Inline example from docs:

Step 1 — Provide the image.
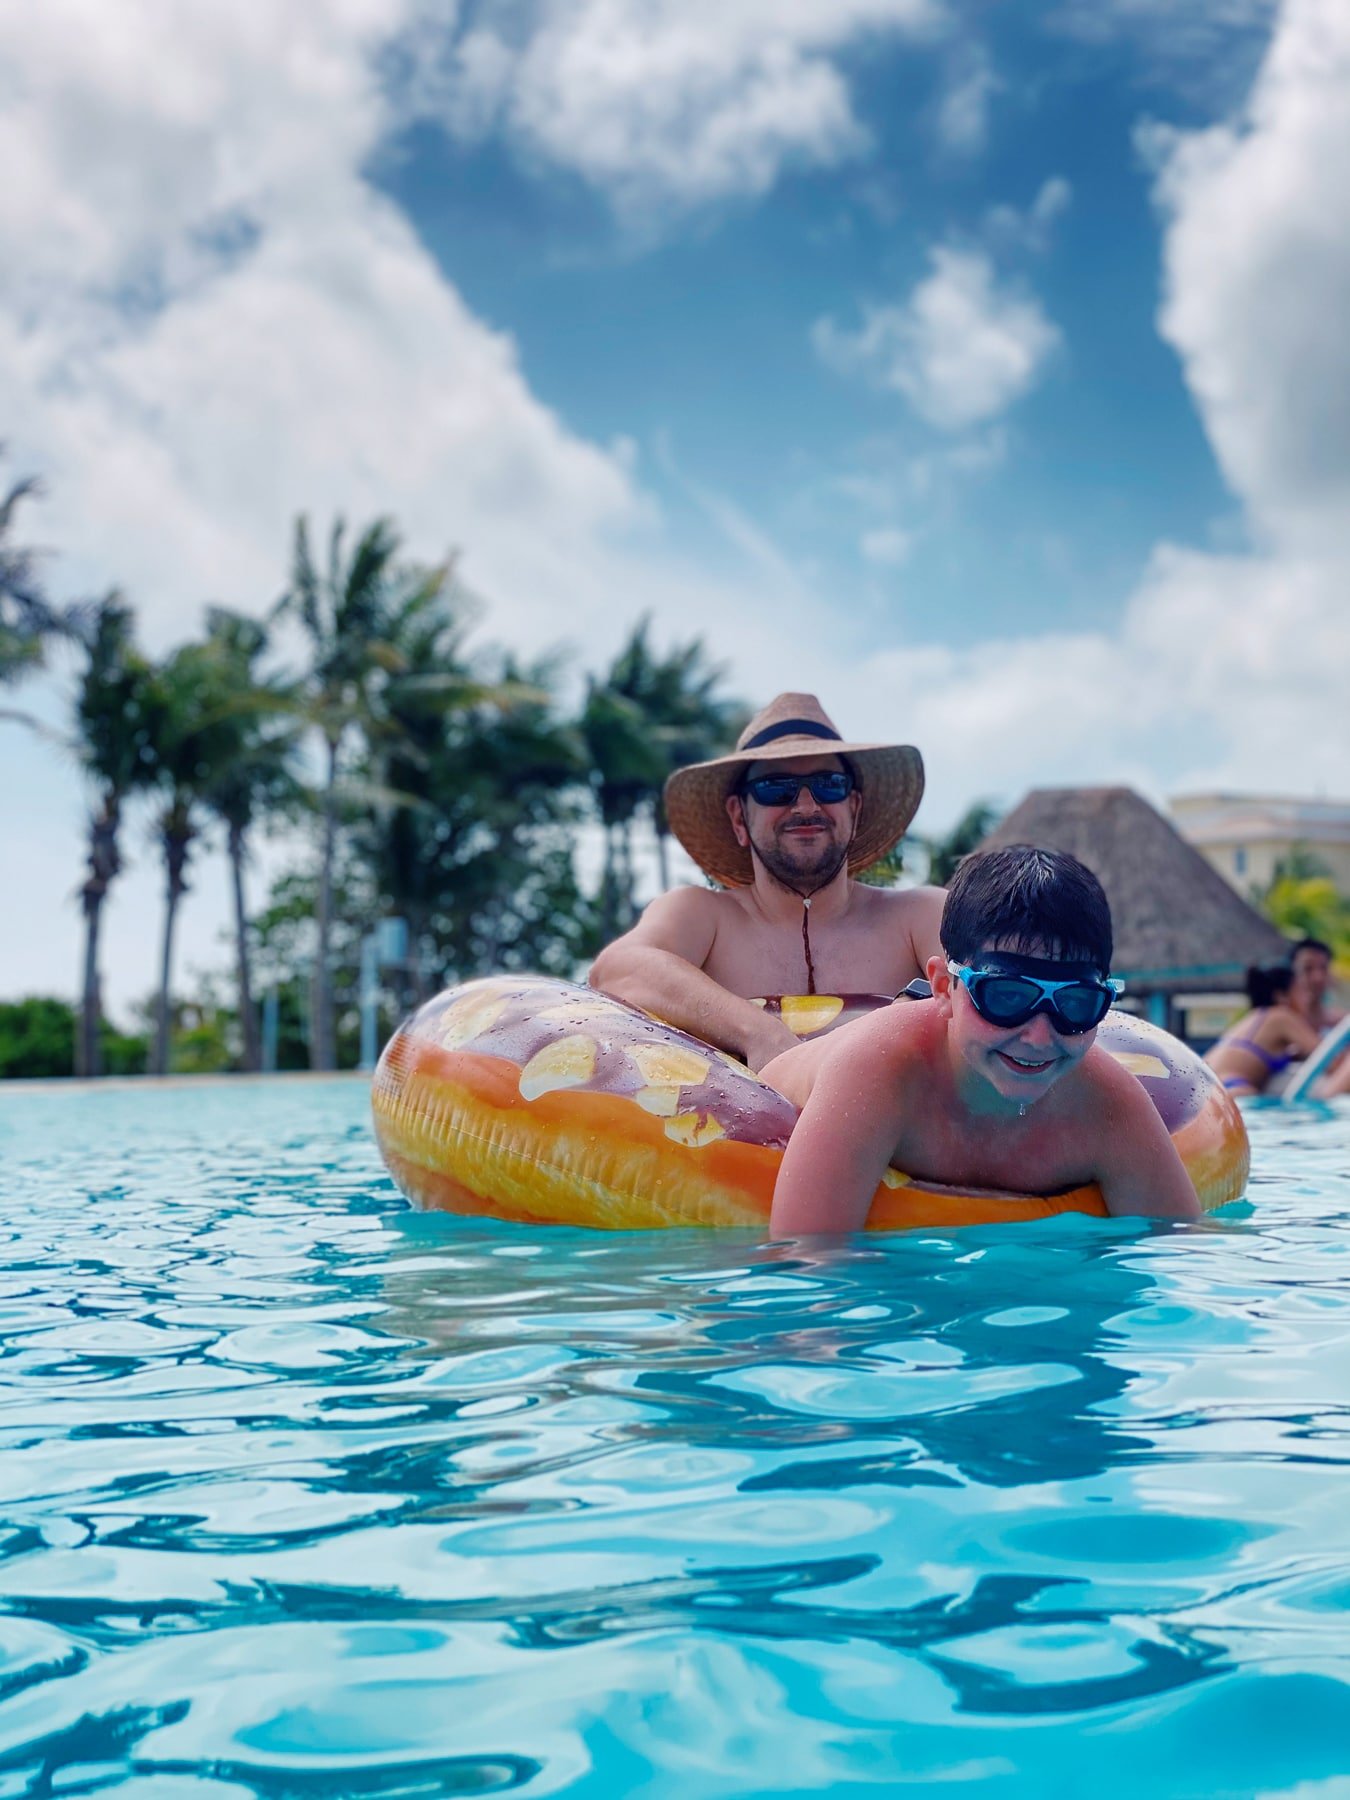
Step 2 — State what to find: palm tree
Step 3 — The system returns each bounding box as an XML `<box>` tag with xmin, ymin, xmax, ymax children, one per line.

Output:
<box><xmin>72</xmin><ymin>599</ymin><xmax>159</xmax><ymax>1076</ymax></box>
<box><xmin>631</xmin><ymin>628</ymin><xmax>746</xmax><ymax>889</ymax></box>
<box><xmin>582</xmin><ymin>619</ymin><xmax>745</xmax><ymax>917</ymax></box>
<box><xmin>1</xmin><ymin>454</ymin><xmax>86</xmax><ymax>723</ymax></box>
<box><xmin>144</xmin><ymin>635</ymin><xmax>266</xmax><ymax>1076</ymax></box>
<box><xmin>273</xmin><ymin>516</ymin><xmax>405</xmax><ymax>1071</ymax></box>
<box><xmin>923</xmin><ymin>801</ymin><xmax>1001</xmax><ymax>886</ymax></box>
<box><xmin>360</xmin><ymin>578</ymin><xmax>567</xmax><ymax>1000</ymax></box>
<box><xmin>197</xmin><ymin>609</ymin><xmax>303</xmax><ymax>1072</ymax></box>
<box><xmin>580</xmin><ymin>677</ymin><xmax>667</xmax><ymax>940</ymax></box>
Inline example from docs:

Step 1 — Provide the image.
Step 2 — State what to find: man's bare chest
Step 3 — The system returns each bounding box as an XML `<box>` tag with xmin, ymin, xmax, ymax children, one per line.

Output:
<box><xmin>702</xmin><ymin>902</ymin><xmax>920</xmax><ymax>997</ymax></box>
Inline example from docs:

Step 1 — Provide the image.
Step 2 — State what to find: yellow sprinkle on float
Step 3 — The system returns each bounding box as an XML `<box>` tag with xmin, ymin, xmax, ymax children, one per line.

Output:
<box><xmin>635</xmin><ymin>1085</ymin><xmax>681</xmax><ymax>1117</ymax></box>
<box><xmin>664</xmin><ymin>1111</ymin><xmax>727</xmax><ymax>1148</ymax></box>
<box><xmin>779</xmin><ymin>995</ymin><xmax>845</xmax><ymax>1036</ymax></box>
<box><xmin>1109</xmin><ymin>1053</ymin><xmax>1170</xmax><ymax>1080</ymax></box>
<box><xmin>629</xmin><ymin>1043</ymin><xmax>711</xmax><ymax>1088</ymax></box>
<box><xmin>519</xmin><ymin>1034</ymin><xmax>598</xmax><ymax>1101</ymax></box>
<box><xmin>438</xmin><ymin>993</ymin><xmax>507</xmax><ymax>1049</ymax></box>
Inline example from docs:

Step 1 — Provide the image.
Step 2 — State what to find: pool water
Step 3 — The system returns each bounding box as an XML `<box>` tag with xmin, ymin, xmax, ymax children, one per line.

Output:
<box><xmin>1</xmin><ymin>1081</ymin><xmax>1348</xmax><ymax>1798</ymax></box>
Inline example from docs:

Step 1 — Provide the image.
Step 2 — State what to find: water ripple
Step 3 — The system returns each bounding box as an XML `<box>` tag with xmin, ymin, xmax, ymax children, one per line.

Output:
<box><xmin>1</xmin><ymin>1082</ymin><xmax>1349</xmax><ymax>1794</ymax></box>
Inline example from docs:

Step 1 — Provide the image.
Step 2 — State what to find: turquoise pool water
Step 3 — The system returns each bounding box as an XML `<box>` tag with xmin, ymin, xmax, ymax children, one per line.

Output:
<box><xmin>1</xmin><ymin>1081</ymin><xmax>1348</xmax><ymax>1797</ymax></box>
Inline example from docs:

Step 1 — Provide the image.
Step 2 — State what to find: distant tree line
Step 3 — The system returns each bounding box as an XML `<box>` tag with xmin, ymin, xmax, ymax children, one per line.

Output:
<box><xmin>2</xmin><ymin>451</ymin><xmax>756</xmax><ymax>1075</ymax></box>
<box><xmin>14</xmin><ymin>447</ymin><xmax>1338</xmax><ymax>1079</ymax></box>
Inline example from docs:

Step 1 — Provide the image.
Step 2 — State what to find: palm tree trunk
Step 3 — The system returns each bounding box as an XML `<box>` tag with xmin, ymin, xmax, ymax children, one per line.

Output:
<box><xmin>78</xmin><ymin>796</ymin><xmax>121</xmax><ymax>1078</ymax></box>
<box><xmin>598</xmin><ymin>821</ymin><xmax>618</xmax><ymax>945</ymax></box>
<box><xmin>654</xmin><ymin>818</ymin><xmax>671</xmax><ymax>892</ymax></box>
<box><xmin>229</xmin><ymin>818</ymin><xmax>261</xmax><ymax>1072</ymax></box>
<box><xmin>311</xmin><ymin>738</ymin><xmax>340</xmax><ymax>1071</ymax></box>
<box><xmin>153</xmin><ymin>889</ymin><xmax>178</xmax><ymax>1077</ymax></box>
<box><xmin>619</xmin><ymin>816</ymin><xmax>636</xmax><ymax>928</ymax></box>
<box><xmin>78</xmin><ymin>893</ymin><xmax>104</xmax><ymax>1080</ymax></box>
<box><xmin>407</xmin><ymin>903</ymin><xmax>429</xmax><ymax>1006</ymax></box>
<box><xmin>153</xmin><ymin>818</ymin><xmax>191</xmax><ymax>1077</ymax></box>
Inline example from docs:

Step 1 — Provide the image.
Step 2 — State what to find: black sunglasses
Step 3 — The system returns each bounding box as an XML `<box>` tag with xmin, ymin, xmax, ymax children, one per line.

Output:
<box><xmin>947</xmin><ymin>962</ymin><xmax>1123</xmax><ymax>1035</ymax></box>
<box><xmin>740</xmin><ymin>770</ymin><xmax>855</xmax><ymax>807</ymax></box>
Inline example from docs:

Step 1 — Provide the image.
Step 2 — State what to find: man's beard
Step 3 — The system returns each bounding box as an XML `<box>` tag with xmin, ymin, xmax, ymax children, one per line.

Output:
<box><xmin>748</xmin><ymin>818</ymin><xmax>851</xmax><ymax>894</ymax></box>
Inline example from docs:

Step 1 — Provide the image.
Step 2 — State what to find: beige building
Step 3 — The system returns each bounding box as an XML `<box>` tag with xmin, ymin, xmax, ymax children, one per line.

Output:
<box><xmin>1169</xmin><ymin>793</ymin><xmax>1350</xmax><ymax>898</ymax></box>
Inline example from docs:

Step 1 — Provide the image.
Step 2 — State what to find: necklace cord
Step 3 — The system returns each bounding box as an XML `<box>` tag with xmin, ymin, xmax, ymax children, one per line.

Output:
<box><xmin>801</xmin><ymin>899</ymin><xmax>817</xmax><ymax>995</ymax></box>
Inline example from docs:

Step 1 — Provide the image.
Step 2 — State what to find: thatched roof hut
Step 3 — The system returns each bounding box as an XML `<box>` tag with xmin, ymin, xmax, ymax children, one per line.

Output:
<box><xmin>977</xmin><ymin>787</ymin><xmax>1289</xmax><ymax>1031</ymax></box>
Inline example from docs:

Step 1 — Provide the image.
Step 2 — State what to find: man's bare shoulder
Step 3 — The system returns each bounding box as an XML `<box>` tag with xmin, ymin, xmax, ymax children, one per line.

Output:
<box><xmin>852</xmin><ymin>882</ymin><xmax>946</xmax><ymax>915</ymax></box>
<box><xmin>637</xmin><ymin>884</ymin><xmax>743</xmax><ymax>928</ymax></box>
<box><xmin>614</xmin><ymin>882</ymin><xmax>747</xmax><ymax>956</ymax></box>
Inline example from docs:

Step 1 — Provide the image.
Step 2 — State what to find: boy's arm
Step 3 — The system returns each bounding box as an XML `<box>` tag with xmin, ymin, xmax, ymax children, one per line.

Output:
<box><xmin>1091</xmin><ymin>1059</ymin><xmax>1203</xmax><ymax>1221</ymax></box>
<box><xmin>588</xmin><ymin>888</ymin><xmax>797</xmax><ymax>1070</ymax></box>
<box><xmin>769</xmin><ymin>1037</ymin><xmax>903</xmax><ymax>1237</ymax></box>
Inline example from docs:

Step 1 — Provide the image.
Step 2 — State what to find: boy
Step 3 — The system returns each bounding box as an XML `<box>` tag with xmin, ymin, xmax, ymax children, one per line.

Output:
<box><xmin>762</xmin><ymin>844</ymin><xmax>1202</xmax><ymax>1235</ymax></box>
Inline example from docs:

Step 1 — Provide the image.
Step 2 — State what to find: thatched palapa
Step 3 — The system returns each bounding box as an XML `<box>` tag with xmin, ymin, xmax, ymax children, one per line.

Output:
<box><xmin>977</xmin><ymin>787</ymin><xmax>1289</xmax><ymax>1031</ymax></box>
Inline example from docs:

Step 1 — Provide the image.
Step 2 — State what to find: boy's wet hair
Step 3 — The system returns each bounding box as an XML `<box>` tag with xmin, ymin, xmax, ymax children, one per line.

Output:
<box><xmin>941</xmin><ymin>845</ymin><xmax>1113</xmax><ymax>970</ymax></box>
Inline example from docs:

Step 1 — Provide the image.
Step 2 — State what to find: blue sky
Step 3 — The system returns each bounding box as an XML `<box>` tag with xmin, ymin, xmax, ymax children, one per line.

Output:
<box><xmin>2</xmin><ymin>0</ymin><xmax>1347</xmax><ymax>1013</ymax></box>
<box><xmin>372</xmin><ymin>14</ymin><xmax>1237</xmax><ymax>642</ymax></box>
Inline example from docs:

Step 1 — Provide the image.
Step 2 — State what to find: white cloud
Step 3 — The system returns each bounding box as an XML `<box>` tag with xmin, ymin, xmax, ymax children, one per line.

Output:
<box><xmin>935</xmin><ymin>47</ymin><xmax>999</xmax><ymax>155</ymax></box>
<box><xmin>860</xmin><ymin>527</ymin><xmax>914</xmax><ymax>567</ymax></box>
<box><xmin>0</xmin><ymin>2</ymin><xmax>645</xmax><ymax>657</ymax></box>
<box><xmin>1050</xmin><ymin>0</ymin><xmax>1276</xmax><ymax>61</ymax></box>
<box><xmin>402</xmin><ymin>0</ymin><xmax>942</xmax><ymax>219</ymax></box>
<box><xmin>986</xmin><ymin>176</ymin><xmax>1073</xmax><ymax>252</ymax></box>
<box><xmin>814</xmin><ymin>245</ymin><xmax>1061</xmax><ymax>429</ymax></box>
<box><xmin>1151</xmin><ymin>0</ymin><xmax>1350</xmax><ymax>559</ymax></box>
<box><xmin>877</xmin><ymin>0</ymin><xmax>1350</xmax><ymax>818</ymax></box>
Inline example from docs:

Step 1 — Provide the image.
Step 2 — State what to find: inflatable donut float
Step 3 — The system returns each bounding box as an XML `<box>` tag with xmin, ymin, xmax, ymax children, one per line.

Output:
<box><xmin>371</xmin><ymin>975</ymin><xmax>1249</xmax><ymax>1230</ymax></box>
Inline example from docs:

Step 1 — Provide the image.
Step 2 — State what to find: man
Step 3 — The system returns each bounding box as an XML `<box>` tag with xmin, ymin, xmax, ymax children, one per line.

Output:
<box><xmin>588</xmin><ymin>692</ymin><xmax>945</xmax><ymax>1069</ymax></box>
<box><xmin>1289</xmin><ymin>937</ymin><xmax>1345</xmax><ymax>1034</ymax></box>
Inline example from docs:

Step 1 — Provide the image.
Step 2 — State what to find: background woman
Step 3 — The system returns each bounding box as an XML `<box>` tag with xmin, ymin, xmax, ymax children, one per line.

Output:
<box><xmin>1205</xmin><ymin>963</ymin><xmax>1321</xmax><ymax>1097</ymax></box>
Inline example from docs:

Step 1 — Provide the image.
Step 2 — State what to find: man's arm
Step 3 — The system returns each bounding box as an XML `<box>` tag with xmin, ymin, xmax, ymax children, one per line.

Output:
<box><xmin>1091</xmin><ymin>1059</ymin><xmax>1203</xmax><ymax>1221</ymax></box>
<box><xmin>588</xmin><ymin>888</ymin><xmax>798</xmax><ymax>1069</ymax></box>
<box><xmin>769</xmin><ymin>1036</ymin><xmax>901</xmax><ymax>1236</ymax></box>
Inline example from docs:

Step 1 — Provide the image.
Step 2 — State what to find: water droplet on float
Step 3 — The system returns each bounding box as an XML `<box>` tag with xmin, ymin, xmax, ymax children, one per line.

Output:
<box><xmin>1018</xmin><ymin>1102</ymin><xmax>1028</xmax><ymax>1118</ymax></box>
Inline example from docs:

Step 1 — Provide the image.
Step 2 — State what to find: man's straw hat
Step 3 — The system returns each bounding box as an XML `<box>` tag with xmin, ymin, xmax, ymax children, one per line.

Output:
<box><xmin>664</xmin><ymin>692</ymin><xmax>925</xmax><ymax>888</ymax></box>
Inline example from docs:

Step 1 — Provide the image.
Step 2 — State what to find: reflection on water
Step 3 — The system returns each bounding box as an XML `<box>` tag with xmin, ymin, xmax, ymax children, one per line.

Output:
<box><xmin>0</xmin><ymin>1081</ymin><xmax>1348</xmax><ymax>1796</ymax></box>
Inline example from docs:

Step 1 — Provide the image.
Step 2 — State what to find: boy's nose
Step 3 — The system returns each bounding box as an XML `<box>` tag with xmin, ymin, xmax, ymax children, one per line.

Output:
<box><xmin>1017</xmin><ymin>1009</ymin><xmax>1058</xmax><ymax>1046</ymax></box>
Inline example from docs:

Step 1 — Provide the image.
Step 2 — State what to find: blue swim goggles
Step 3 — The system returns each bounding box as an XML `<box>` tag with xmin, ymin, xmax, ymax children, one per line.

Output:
<box><xmin>947</xmin><ymin>960</ymin><xmax>1124</xmax><ymax>1034</ymax></box>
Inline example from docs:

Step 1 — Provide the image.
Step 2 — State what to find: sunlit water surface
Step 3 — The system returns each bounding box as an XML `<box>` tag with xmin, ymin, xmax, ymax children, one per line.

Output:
<box><xmin>1</xmin><ymin>1080</ymin><xmax>1348</xmax><ymax>1798</ymax></box>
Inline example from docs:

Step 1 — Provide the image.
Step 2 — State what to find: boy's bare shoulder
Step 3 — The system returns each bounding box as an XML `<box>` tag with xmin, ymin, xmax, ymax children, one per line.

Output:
<box><xmin>829</xmin><ymin>995</ymin><xmax>935</xmax><ymax>1064</ymax></box>
<box><xmin>1074</xmin><ymin>1039</ymin><xmax>1166</xmax><ymax>1124</ymax></box>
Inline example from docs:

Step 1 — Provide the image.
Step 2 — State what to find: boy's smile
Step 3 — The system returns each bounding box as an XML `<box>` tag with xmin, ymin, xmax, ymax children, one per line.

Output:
<box><xmin>983</xmin><ymin>1011</ymin><xmax>1085</xmax><ymax>1093</ymax></box>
